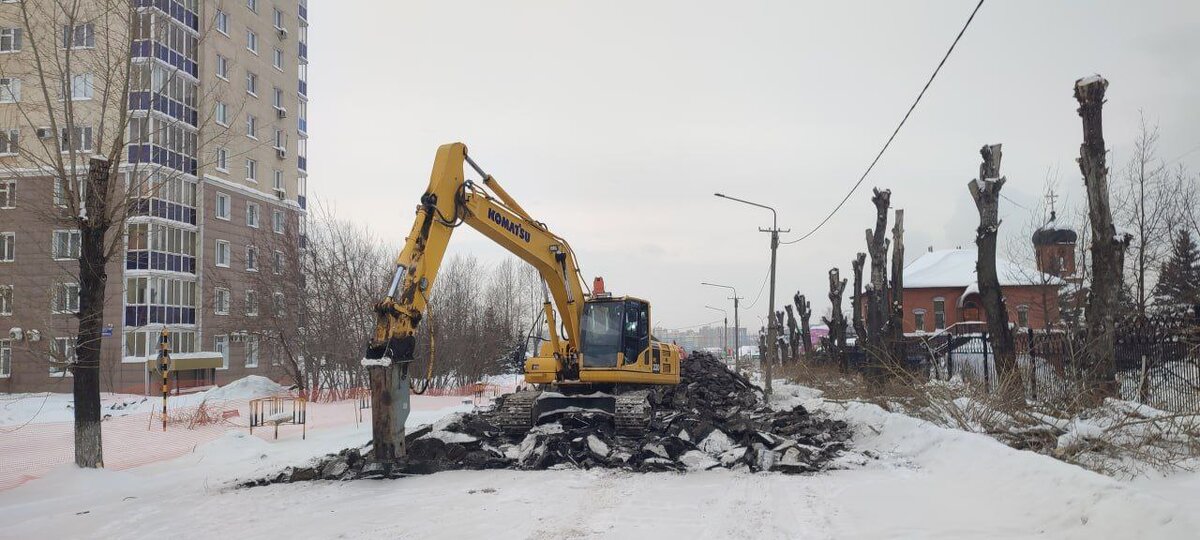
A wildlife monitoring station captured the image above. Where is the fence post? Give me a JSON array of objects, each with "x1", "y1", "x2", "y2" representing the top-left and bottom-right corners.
[
  {"x1": 1137, "y1": 353, "x2": 1150, "y2": 404},
  {"x1": 947, "y1": 336, "x2": 955, "y2": 380},
  {"x1": 982, "y1": 331, "x2": 991, "y2": 394},
  {"x1": 1028, "y1": 328, "x2": 1037, "y2": 402}
]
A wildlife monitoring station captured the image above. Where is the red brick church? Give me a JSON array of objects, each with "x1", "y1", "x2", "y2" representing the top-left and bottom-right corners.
[{"x1": 900, "y1": 226, "x2": 1077, "y2": 334}]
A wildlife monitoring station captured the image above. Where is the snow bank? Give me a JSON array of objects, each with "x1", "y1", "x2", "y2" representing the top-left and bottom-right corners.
[{"x1": 203, "y1": 375, "x2": 288, "y2": 402}]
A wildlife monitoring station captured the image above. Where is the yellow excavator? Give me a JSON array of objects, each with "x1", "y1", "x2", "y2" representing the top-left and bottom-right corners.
[{"x1": 362, "y1": 143, "x2": 682, "y2": 460}]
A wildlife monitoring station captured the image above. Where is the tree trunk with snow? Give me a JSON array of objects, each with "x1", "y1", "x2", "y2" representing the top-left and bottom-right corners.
[
  {"x1": 72, "y1": 157, "x2": 112, "y2": 468},
  {"x1": 864, "y1": 188, "x2": 893, "y2": 376},
  {"x1": 1075, "y1": 76, "x2": 1130, "y2": 400},
  {"x1": 850, "y1": 253, "x2": 867, "y2": 342},
  {"x1": 968, "y1": 144, "x2": 1023, "y2": 405},
  {"x1": 823, "y1": 268, "x2": 849, "y2": 372},
  {"x1": 794, "y1": 293, "x2": 814, "y2": 357},
  {"x1": 784, "y1": 305, "x2": 800, "y2": 363},
  {"x1": 889, "y1": 209, "x2": 907, "y2": 372}
]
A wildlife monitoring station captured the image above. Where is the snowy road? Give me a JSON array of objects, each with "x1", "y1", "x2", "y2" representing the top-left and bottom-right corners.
[{"x1": 0, "y1": 384, "x2": 1196, "y2": 539}]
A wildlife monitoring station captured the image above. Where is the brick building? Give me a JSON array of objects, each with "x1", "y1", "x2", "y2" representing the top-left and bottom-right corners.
[{"x1": 900, "y1": 248, "x2": 1065, "y2": 334}]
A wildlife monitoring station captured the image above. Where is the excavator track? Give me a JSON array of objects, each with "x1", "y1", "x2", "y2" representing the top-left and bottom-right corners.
[
  {"x1": 614, "y1": 390, "x2": 653, "y2": 437},
  {"x1": 493, "y1": 390, "x2": 539, "y2": 434}
]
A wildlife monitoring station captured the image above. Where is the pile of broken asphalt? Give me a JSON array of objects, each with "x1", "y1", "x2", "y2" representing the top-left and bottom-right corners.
[{"x1": 245, "y1": 353, "x2": 852, "y2": 486}]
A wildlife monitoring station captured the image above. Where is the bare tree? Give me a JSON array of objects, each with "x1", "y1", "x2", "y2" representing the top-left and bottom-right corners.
[
  {"x1": 821, "y1": 268, "x2": 848, "y2": 372},
  {"x1": 850, "y1": 253, "x2": 866, "y2": 340},
  {"x1": 968, "y1": 144, "x2": 1022, "y2": 404},
  {"x1": 1115, "y1": 115, "x2": 1171, "y2": 316},
  {"x1": 793, "y1": 292, "x2": 813, "y2": 358},
  {"x1": 863, "y1": 188, "x2": 892, "y2": 375},
  {"x1": 1075, "y1": 75, "x2": 1132, "y2": 400}
]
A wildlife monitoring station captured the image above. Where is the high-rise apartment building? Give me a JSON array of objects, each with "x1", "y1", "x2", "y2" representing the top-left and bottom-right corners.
[{"x1": 0, "y1": 0, "x2": 310, "y2": 393}]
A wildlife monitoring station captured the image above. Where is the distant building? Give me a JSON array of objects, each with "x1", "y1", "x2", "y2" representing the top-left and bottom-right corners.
[{"x1": 901, "y1": 248, "x2": 1065, "y2": 334}]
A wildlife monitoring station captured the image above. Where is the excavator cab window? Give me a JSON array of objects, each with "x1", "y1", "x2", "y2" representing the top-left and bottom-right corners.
[
  {"x1": 623, "y1": 299, "x2": 649, "y2": 365},
  {"x1": 580, "y1": 300, "x2": 623, "y2": 368}
]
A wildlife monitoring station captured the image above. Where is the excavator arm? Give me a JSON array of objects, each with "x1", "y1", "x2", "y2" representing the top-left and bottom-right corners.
[{"x1": 362, "y1": 142, "x2": 589, "y2": 460}]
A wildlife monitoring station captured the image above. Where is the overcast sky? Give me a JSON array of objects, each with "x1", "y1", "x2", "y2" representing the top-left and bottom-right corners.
[{"x1": 307, "y1": 1, "x2": 1200, "y2": 331}]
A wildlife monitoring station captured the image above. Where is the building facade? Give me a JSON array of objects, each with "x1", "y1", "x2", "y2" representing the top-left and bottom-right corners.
[
  {"x1": 900, "y1": 248, "x2": 1064, "y2": 334},
  {"x1": 0, "y1": 0, "x2": 310, "y2": 393}
]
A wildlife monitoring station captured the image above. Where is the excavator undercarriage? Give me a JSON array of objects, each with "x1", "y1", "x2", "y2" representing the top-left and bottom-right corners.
[{"x1": 492, "y1": 386, "x2": 655, "y2": 437}]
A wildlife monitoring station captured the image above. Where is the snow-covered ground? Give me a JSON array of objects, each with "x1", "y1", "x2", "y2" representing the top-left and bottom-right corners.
[{"x1": 0, "y1": 381, "x2": 1196, "y2": 539}]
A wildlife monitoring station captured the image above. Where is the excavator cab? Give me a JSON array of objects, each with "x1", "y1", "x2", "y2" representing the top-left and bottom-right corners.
[{"x1": 575, "y1": 296, "x2": 679, "y2": 385}]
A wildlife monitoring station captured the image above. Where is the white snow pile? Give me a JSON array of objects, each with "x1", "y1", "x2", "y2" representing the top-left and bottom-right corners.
[{"x1": 203, "y1": 375, "x2": 288, "y2": 402}]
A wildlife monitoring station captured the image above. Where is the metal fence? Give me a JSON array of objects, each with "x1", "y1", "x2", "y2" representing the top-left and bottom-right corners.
[{"x1": 828, "y1": 315, "x2": 1200, "y2": 412}]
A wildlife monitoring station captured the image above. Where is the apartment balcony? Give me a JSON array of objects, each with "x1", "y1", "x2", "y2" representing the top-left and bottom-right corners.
[
  {"x1": 298, "y1": 117, "x2": 307, "y2": 135},
  {"x1": 298, "y1": 155, "x2": 307, "y2": 171},
  {"x1": 297, "y1": 195, "x2": 307, "y2": 210},
  {"x1": 298, "y1": 79, "x2": 307, "y2": 97},
  {"x1": 299, "y1": 41, "x2": 307, "y2": 63},
  {"x1": 298, "y1": 2, "x2": 307, "y2": 24}
]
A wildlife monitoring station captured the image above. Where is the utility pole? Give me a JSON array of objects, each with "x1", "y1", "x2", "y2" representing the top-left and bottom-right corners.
[
  {"x1": 705, "y1": 305, "x2": 728, "y2": 360},
  {"x1": 701, "y1": 282, "x2": 742, "y2": 366},
  {"x1": 714, "y1": 193, "x2": 789, "y2": 395}
]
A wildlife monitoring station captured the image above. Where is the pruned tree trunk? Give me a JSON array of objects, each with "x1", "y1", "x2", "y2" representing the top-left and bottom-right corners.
[
  {"x1": 968, "y1": 144, "x2": 1023, "y2": 404},
  {"x1": 851, "y1": 253, "x2": 867, "y2": 341},
  {"x1": 73, "y1": 157, "x2": 112, "y2": 468},
  {"x1": 864, "y1": 188, "x2": 892, "y2": 379},
  {"x1": 1075, "y1": 75, "x2": 1131, "y2": 400},
  {"x1": 793, "y1": 292, "x2": 814, "y2": 357},
  {"x1": 784, "y1": 305, "x2": 800, "y2": 362},
  {"x1": 822, "y1": 268, "x2": 849, "y2": 372},
  {"x1": 889, "y1": 209, "x2": 907, "y2": 372},
  {"x1": 775, "y1": 311, "x2": 789, "y2": 363}
]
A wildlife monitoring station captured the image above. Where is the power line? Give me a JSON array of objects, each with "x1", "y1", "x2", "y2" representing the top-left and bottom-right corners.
[
  {"x1": 743, "y1": 261, "x2": 773, "y2": 310},
  {"x1": 782, "y1": 0, "x2": 987, "y2": 246}
]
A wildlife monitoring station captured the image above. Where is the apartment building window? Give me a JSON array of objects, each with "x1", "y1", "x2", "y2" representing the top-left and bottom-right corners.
[
  {"x1": 50, "y1": 336, "x2": 76, "y2": 376},
  {"x1": 272, "y1": 209, "x2": 284, "y2": 234},
  {"x1": 0, "y1": 27, "x2": 22, "y2": 52},
  {"x1": 215, "y1": 335, "x2": 229, "y2": 368},
  {"x1": 245, "y1": 289, "x2": 258, "y2": 316},
  {"x1": 214, "y1": 287, "x2": 231, "y2": 315},
  {"x1": 273, "y1": 169, "x2": 283, "y2": 192},
  {"x1": 273, "y1": 48, "x2": 283, "y2": 70},
  {"x1": 0, "y1": 129, "x2": 18, "y2": 155},
  {"x1": 1017, "y1": 305, "x2": 1030, "y2": 328},
  {"x1": 60, "y1": 126, "x2": 93, "y2": 152},
  {"x1": 215, "y1": 147, "x2": 229, "y2": 172},
  {"x1": 215, "y1": 10, "x2": 229, "y2": 35},
  {"x1": 53, "y1": 282, "x2": 80, "y2": 313},
  {"x1": 0, "y1": 285, "x2": 11, "y2": 315},
  {"x1": 215, "y1": 192, "x2": 231, "y2": 219},
  {"x1": 0, "y1": 77, "x2": 20, "y2": 102},
  {"x1": 247, "y1": 29, "x2": 258, "y2": 54},
  {"x1": 216, "y1": 55, "x2": 229, "y2": 79},
  {"x1": 272, "y1": 291, "x2": 285, "y2": 314},
  {"x1": 913, "y1": 309, "x2": 926, "y2": 333},
  {"x1": 0, "y1": 179, "x2": 14, "y2": 207},
  {"x1": 247, "y1": 202, "x2": 260, "y2": 228},
  {"x1": 247, "y1": 0, "x2": 258, "y2": 13},
  {"x1": 246, "y1": 158, "x2": 258, "y2": 182},
  {"x1": 52, "y1": 230, "x2": 81, "y2": 260},
  {"x1": 0, "y1": 339, "x2": 10, "y2": 378},
  {"x1": 272, "y1": 86, "x2": 283, "y2": 108},
  {"x1": 0, "y1": 232, "x2": 13, "y2": 261},
  {"x1": 246, "y1": 114, "x2": 257, "y2": 138},
  {"x1": 245, "y1": 336, "x2": 259, "y2": 368},
  {"x1": 54, "y1": 176, "x2": 84, "y2": 208},
  {"x1": 215, "y1": 101, "x2": 229, "y2": 125},
  {"x1": 62, "y1": 23, "x2": 95, "y2": 49},
  {"x1": 272, "y1": 250, "x2": 283, "y2": 273},
  {"x1": 215, "y1": 239, "x2": 230, "y2": 267},
  {"x1": 274, "y1": 129, "x2": 284, "y2": 149},
  {"x1": 246, "y1": 245, "x2": 258, "y2": 271},
  {"x1": 933, "y1": 297, "x2": 946, "y2": 330},
  {"x1": 63, "y1": 72, "x2": 92, "y2": 100},
  {"x1": 245, "y1": 71, "x2": 258, "y2": 96},
  {"x1": 273, "y1": 7, "x2": 284, "y2": 29}
]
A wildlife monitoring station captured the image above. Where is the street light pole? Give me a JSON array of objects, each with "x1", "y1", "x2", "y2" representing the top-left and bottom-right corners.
[
  {"x1": 701, "y1": 282, "x2": 741, "y2": 366},
  {"x1": 705, "y1": 305, "x2": 728, "y2": 360},
  {"x1": 714, "y1": 193, "x2": 789, "y2": 396}
]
